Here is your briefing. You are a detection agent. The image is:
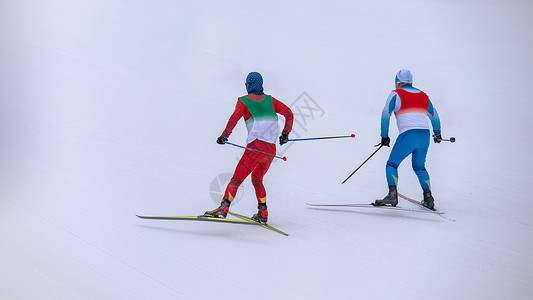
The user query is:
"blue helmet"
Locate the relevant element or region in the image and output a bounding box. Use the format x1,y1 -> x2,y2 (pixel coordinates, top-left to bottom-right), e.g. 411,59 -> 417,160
245,72 -> 264,95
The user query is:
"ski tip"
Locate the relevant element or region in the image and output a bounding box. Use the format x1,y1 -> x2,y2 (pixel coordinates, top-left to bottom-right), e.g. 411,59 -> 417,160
136,215 -> 154,219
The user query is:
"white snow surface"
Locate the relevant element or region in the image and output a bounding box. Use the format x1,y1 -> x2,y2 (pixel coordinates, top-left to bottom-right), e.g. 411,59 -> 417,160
1,0 -> 532,299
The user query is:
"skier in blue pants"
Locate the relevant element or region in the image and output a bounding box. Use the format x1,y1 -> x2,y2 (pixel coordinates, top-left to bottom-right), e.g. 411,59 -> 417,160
374,69 -> 442,210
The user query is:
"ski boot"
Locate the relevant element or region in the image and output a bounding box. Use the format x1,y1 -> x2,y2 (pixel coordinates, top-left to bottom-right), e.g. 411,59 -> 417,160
374,185 -> 398,207
203,199 -> 231,218
251,203 -> 268,224
421,190 -> 435,210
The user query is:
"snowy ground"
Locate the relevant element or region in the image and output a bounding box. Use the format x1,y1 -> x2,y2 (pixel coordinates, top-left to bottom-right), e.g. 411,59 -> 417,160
1,0 -> 532,299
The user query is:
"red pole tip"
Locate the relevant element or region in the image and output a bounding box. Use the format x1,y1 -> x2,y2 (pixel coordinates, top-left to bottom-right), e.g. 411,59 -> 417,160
351,134 -> 355,138
282,157 -> 287,161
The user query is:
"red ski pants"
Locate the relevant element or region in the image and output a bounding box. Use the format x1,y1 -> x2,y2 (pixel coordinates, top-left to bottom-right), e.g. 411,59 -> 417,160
224,139 -> 275,204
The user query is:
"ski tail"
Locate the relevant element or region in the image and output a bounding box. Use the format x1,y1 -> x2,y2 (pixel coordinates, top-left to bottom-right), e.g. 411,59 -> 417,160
228,211 -> 289,236
397,193 -> 455,221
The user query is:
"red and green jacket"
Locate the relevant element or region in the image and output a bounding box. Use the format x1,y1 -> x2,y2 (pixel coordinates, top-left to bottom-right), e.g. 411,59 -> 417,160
222,94 -> 294,145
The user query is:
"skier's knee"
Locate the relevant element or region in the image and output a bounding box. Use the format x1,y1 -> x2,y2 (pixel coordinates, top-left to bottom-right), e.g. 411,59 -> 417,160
229,177 -> 243,188
412,165 -> 426,173
251,178 -> 263,187
386,161 -> 399,169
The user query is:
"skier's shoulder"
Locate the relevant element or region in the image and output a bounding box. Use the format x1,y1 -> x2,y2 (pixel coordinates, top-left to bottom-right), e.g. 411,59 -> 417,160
270,96 -> 292,112
397,85 -> 426,95
270,95 -> 283,104
386,90 -> 399,103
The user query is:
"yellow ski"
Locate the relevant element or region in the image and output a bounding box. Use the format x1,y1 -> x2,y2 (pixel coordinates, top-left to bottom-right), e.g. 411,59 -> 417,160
136,213 -> 289,236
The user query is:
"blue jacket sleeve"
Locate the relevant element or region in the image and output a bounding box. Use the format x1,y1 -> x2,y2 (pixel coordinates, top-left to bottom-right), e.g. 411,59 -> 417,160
427,99 -> 441,134
381,93 -> 396,138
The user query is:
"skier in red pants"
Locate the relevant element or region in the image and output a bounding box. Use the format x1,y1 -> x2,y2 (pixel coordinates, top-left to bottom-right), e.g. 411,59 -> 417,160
204,72 -> 293,223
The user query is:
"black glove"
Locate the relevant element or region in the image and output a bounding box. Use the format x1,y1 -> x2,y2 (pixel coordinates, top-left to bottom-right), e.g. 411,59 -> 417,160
433,134 -> 442,143
279,133 -> 289,146
217,135 -> 228,145
378,137 -> 390,147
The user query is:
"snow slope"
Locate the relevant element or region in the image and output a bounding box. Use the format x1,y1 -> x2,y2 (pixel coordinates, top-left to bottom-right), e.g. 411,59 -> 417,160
1,0 -> 532,299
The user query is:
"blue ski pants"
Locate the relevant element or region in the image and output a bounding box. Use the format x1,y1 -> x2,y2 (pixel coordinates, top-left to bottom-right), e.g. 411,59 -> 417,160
386,129 -> 431,190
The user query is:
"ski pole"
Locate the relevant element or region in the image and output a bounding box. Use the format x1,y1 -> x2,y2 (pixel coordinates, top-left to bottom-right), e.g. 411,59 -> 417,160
224,141 -> 287,161
342,145 -> 383,184
442,137 -> 456,143
287,134 -> 355,142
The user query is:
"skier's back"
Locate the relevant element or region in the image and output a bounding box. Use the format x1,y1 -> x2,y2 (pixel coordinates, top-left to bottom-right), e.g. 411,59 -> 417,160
204,72 -> 293,223
374,69 -> 442,210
